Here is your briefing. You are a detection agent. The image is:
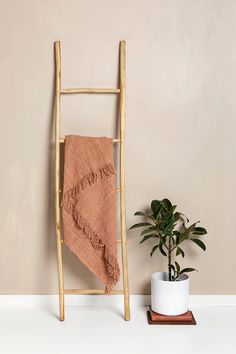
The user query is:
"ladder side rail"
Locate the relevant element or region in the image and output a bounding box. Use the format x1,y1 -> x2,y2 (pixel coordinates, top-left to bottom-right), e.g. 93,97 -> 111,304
119,41 -> 130,321
55,41 -> 65,321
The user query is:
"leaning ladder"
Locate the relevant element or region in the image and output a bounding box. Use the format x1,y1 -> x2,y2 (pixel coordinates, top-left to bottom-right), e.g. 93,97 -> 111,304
54,41 -> 130,321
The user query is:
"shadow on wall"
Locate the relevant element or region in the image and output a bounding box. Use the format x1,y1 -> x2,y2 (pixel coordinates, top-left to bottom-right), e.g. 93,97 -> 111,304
43,45 -> 57,293
128,228 -> 167,294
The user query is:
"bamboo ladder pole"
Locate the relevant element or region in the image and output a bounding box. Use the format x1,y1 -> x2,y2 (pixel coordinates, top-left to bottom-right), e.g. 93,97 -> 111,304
53,40 -> 130,321
119,41 -> 130,321
54,41 -> 65,321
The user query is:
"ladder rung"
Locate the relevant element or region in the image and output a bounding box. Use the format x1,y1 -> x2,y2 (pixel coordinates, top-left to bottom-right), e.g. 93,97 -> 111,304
60,138 -> 121,143
117,240 -> 126,244
59,188 -> 121,193
60,88 -> 120,94
61,238 -> 124,245
61,237 -> 123,243
64,289 -> 123,294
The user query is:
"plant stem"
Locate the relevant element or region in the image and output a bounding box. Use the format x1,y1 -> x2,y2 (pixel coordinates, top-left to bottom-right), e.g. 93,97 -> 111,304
168,237 -> 171,281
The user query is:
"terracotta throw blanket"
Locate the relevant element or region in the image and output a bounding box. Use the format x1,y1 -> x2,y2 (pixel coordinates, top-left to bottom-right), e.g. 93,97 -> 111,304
61,135 -> 120,292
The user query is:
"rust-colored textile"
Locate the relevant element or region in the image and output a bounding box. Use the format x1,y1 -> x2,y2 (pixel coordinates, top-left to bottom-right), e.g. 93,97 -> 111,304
61,135 -> 120,292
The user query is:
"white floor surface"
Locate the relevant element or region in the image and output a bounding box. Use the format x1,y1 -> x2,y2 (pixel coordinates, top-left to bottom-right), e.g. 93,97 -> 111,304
0,304 -> 235,354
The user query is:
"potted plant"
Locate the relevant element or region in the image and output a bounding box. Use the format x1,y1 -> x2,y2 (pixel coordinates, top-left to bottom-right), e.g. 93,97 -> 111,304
130,198 -> 207,316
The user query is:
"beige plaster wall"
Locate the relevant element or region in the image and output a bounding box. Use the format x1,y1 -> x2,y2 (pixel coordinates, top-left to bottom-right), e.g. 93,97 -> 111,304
0,0 -> 236,294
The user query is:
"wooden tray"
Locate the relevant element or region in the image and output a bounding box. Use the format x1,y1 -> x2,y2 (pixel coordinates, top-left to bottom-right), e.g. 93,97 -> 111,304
147,310 -> 197,325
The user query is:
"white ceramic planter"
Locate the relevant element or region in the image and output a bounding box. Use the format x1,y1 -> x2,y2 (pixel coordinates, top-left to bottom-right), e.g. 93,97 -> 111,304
151,272 -> 190,316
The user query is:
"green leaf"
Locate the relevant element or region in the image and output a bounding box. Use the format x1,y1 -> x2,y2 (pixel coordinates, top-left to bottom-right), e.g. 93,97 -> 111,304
191,238 -> 206,251
164,218 -> 176,231
178,222 -> 199,244
193,227 -> 207,235
134,211 -> 154,221
151,200 -> 162,217
171,205 -> 177,213
134,211 -> 148,217
163,230 -> 174,237
179,213 -> 189,223
141,226 -> 158,236
174,212 -> 180,222
159,241 -> 167,257
129,222 -> 152,230
150,244 -> 159,257
162,198 -> 172,211
139,234 -> 156,244
170,264 -> 176,279
188,222 -> 200,232
173,230 -> 181,244
180,268 -> 197,275
174,261 -> 180,274
176,247 -> 185,258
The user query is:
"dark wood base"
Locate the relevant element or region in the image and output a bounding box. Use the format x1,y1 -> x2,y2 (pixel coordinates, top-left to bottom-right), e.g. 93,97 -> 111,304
147,310 -> 197,325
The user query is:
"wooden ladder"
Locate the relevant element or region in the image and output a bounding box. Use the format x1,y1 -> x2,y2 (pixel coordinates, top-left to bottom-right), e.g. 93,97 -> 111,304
54,41 -> 130,321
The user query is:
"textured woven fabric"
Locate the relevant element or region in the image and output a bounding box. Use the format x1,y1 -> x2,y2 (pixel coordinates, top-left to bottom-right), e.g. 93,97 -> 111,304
61,135 -> 120,292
